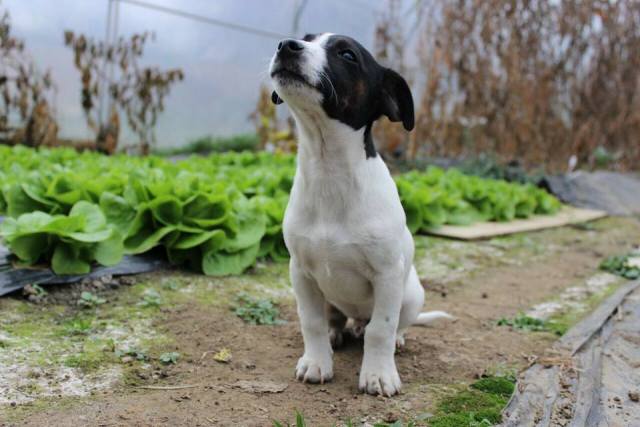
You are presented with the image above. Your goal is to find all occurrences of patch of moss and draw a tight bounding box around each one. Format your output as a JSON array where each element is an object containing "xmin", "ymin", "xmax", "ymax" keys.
[
  {"xmin": 55, "ymin": 314, "xmax": 97, "ymax": 337},
  {"xmin": 0, "ymin": 276, "xmax": 176, "ymax": 411},
  {"xmin": 437, "ymin": 390, "xmax": 506, "ymax": 423},
  {"xmin": 543, "ymin": 274, "xmax": 624, "ymax": 337},
  {"xmin": 428, "ymin": 377, "xmax": 514, "ymax": 426},
  {"xmin": 470, "ymin": 377, "xmax": 515, "ymax": 398},
  {"xmin": 429, "ymin": 412, "xmax": 492, "ymax": 427},
  {"xmin": 5, "ymin": 319, "xmax": 47, "ymax": 339},
  {"xmin": 63, "ymin": 338, "xmax": 117, "ymax": 372}
]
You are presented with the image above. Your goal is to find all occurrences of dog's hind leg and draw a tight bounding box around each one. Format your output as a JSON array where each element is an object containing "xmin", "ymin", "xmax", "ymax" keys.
[
  {"xmin": 325, "ymin": 302, "xmax": 347, "ymax": 349},
  {"xmin": 396, "ymin": 266, "xmax": 426, "ymax": 350}
]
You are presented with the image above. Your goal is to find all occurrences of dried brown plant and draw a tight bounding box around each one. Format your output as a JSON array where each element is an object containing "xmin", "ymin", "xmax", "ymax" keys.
[
  {"xmin": 65, "ymin": 31, "xmax": 183, "ymax": 154},
  {"xmin": 379, "ymin": 0, "xmax": 640, "ymax": 171},
  {"xmin": 251, "ymin": 85, "xmax": 295, "ymax": 153},
  {"xmin": 0, "ymin": 2, "xmax": 57, "ymax": 147}
]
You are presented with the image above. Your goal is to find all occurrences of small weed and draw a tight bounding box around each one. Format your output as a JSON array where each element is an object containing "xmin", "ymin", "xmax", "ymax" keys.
[
  {"xmin": 593, "ymin": 145, "xmax": 616, "ymax": 169},
  {"xmin": 233, "ymin": 293, "xmax": 284, "ymax": 325},
  {"xmin": 159, "ymin": 352, "xmax": 180, "ymax": 365},
  {"xmin": 162, "ymin": 279, "xmax": 180, "ymax": 291},
  {"xmin": 30, "ymin": 284, "xmax": 48, "ymax": 297},
  {"xmin": 273, "ymin": 410, "xmax": 307, "ymax": 427},
  {"xmin": 600, "ymin": 252, "xmax": 640, "ymax": 279},
  {"xmin": 497, "ymin": 314, "xmax": 564, "ymax": 336},
  {"xmin": 138, "ymin": 288, "xmax": 162, "ymax": 308},
  {"xmin": 570, "ymin": 221, "xmax": 596, "ymax": 231},
  {"xmin": 115, "ymin": 347, "xmax": 148, "ymax": 362},
  {"xmin": 77, "ymin": 291, "xmax": 106, "ymax": 308},
  {"xmin": 62, "ymin": 317, "xmax": 94, "ymax": 336},
  {"xmin": 64, "ymin": 354, "xmax": 101, "ymax": 371}
]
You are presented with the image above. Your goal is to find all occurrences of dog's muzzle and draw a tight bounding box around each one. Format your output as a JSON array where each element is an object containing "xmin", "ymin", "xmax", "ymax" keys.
[
  {"xmin": 277, "ymin": 39, "xmax": 304, "ymax": 61},
  {"xmin": 270, "ymin": 39, "xmax": 309, "ymax": 85}
]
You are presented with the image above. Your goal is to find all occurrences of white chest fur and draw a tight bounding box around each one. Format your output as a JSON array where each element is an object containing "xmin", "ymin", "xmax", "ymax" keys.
[{"xmin": 283, "ymin": 115, "xmax": 411, "ymax": 319}]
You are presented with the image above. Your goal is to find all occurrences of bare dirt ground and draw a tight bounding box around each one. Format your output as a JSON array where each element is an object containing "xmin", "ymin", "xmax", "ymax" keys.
[{"xmin": 2, "ymin": 217, "xmax": 639, "ymax": 426}]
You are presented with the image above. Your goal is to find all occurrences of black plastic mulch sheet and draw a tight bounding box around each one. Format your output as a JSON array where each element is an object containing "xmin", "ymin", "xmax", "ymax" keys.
[
  {"xmin": 0, "ymin": 216, "xmax": 169, "ymax": 296},
  {"xmin": 0, "ymin": 248, "xmax": 169, "ymax": 297}
]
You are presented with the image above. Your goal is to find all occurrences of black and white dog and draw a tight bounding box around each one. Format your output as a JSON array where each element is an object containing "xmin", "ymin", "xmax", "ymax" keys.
[{"xmin": 269, "ymin": 33, "xmax": 451, "ymax": 396}]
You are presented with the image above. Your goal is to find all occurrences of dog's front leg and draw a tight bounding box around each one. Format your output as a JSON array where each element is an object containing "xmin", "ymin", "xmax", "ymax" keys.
[
  {"xmin": 359, "ymin": 269, "xmax": 403, "ymax": 396},
  {"xmin": 290, "ymin": 258, "xmax": 333, "ymax": 383}
]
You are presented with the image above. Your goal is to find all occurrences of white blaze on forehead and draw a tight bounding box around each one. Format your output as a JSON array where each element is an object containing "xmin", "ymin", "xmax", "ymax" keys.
[{"xmin": 302, "ymin": 33, "xmax": 333, "ymax": 85}]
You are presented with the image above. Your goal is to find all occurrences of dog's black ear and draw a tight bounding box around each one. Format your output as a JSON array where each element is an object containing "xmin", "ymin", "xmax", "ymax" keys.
[
  {"xmin": 380, "ymin": 68, "xmax": 414, "ymax": 131},
  {"xmin": 271, "ymin": 90, "xmax": 283, "ymax": 105}
]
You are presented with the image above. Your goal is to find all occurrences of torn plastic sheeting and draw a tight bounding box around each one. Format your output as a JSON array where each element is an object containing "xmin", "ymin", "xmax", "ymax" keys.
[
  {"xmin": 501, "ymin": 280, "xmax": 640, "ymax": 426},
  {"xmin": 542, "ymin": 171, "xmax": 640, "ymax": 216}
]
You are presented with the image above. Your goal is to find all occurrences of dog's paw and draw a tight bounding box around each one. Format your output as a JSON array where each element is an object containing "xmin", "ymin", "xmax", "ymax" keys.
[
  {"xmin": 358, "ymin": 362, "xmax": 402, "ymax": 396},
  {"xmin": 296, "ymin": 355, "xmax": 333, "ymax": 384},
  {"xmin": 329, "ymin": 328, "xmax": 344, "ymax": 349},
  {"xmin": 347, "ymin": 319, "xmax": 367, "ymax": 339}
]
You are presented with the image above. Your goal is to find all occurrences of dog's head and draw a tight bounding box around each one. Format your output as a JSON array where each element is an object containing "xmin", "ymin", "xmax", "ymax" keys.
[{"xmin": 269, "ymin": 33, "xmax": 413, "ymax": 157}]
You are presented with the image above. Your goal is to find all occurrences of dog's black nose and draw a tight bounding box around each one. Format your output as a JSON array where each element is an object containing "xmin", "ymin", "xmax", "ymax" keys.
[{"xmin": 277, "ymin": 39, "xmax": 304, "ymax": 59}]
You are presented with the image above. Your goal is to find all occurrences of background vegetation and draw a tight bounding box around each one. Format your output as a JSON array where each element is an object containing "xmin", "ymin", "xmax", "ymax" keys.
[{"xmin": 375, "ymin": 0, "xmax": 640, "ymax": 172}]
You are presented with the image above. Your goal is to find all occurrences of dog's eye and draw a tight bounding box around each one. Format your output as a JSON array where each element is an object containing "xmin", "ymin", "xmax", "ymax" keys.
[{"xmin": 339, "ymin": 49, "xmax": 357, "ymax": 63}]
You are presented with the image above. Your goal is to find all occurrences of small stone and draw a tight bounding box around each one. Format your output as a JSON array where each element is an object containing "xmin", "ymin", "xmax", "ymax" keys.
[
  {"xmin": 481, "ymin": 292, "xmax": 488, "ymax": 299},
  {"xmin": 383, "ymin": 412, "xmax": 399, "ymax": 422},
  {"xmin": 119, "ymin": 277, "xmax": 137, "ymax": 286},
  {"xmin": 629, "ymin": 391, "xmax": 639, "ymax": 402},
  {"xmin": 23, "ymin": 284, "xmax": 37, "ymax": 296},
  {"xmin": 213, "ymin": 348, "xmax": 232, "ymax": 363},
  {"xmin": 27, "ymin": 294, "xmax": 42, "ymax": 304}
]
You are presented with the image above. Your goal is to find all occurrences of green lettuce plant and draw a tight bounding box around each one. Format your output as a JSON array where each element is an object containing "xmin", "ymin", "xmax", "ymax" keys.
[{"xmin": 0, "ymin": 145, "xmax": 561, "ymax": 276}]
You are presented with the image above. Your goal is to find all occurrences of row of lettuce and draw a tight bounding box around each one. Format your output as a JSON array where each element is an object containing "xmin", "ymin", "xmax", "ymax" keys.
[{"xmin": 0, "ymin": 146, "xmax": 561, "ymax": 275}]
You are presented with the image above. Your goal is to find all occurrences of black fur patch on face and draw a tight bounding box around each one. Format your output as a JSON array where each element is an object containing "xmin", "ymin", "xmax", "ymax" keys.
[{"xmin": 317, "ymin": 35, "xmax": 414, "ymax": 158}]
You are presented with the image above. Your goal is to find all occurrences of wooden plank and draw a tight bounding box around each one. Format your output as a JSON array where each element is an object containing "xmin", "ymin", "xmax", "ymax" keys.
[{"xmin": 426, "ymin": 207, "xmax": 607, "ymax": 240}]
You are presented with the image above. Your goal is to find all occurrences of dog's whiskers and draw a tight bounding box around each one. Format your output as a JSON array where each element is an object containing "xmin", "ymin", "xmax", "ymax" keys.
[
  {"xmin": 258, "ymin": 56, "xmax": 276, "ymax": 83},
  {"xmin": 319, "ymin": 71, "xmax": 338, "ymax": 104}
]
